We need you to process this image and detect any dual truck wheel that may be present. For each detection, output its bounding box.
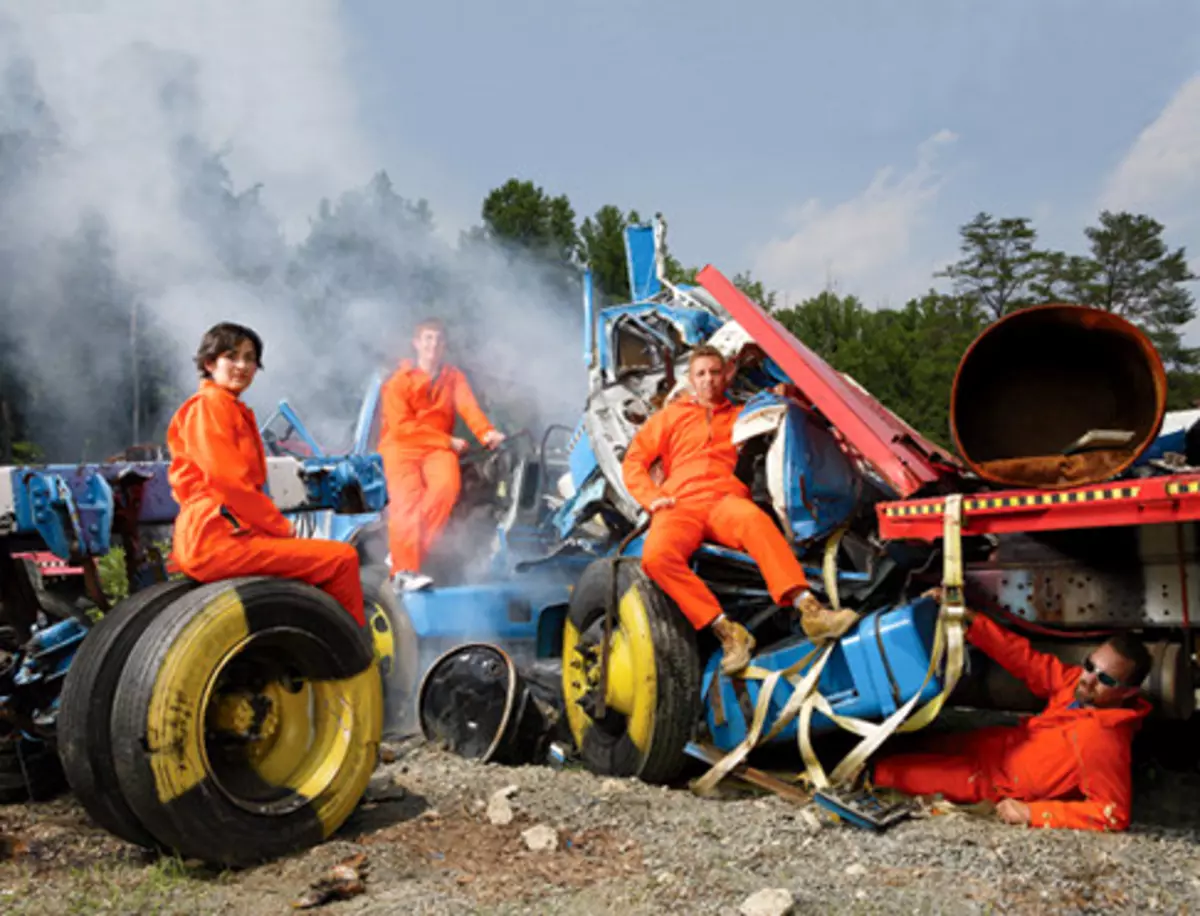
[561,559,703,784]
[57,575,399,868]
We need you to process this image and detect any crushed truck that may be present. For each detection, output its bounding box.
[0,217,1196,865]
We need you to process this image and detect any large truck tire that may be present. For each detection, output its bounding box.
[57,578,198,847]
[360,564,421,738]
[562,558,702,784]
[109,577,382,868]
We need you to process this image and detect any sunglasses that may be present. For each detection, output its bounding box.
[1082,656,1125,689]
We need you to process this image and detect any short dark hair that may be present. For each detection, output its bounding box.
[195,322,264,378]
[1106,633,1152,688]
[688,344,725,368]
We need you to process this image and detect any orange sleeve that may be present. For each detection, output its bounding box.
[621,410,669,510]
[967,615,1075,699]
[1026,728,1133,832]
[380,372,453,450]
[451,370,496,443]
[177,396,291,537]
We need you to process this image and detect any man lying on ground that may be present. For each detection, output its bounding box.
[872,591,1153,831]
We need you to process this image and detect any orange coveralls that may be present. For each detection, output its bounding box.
[167,380,365,626]
[378,360,496,575]
[621,394,809,629]
[873,615,1152,831]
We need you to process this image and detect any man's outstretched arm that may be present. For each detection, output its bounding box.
[966,613,1077,699]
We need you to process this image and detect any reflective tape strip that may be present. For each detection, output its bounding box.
[881,485,1144,517]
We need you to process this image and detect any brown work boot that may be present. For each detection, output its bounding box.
[794,590,859,643]
[711,616,756,675]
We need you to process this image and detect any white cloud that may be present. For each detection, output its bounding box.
[1099,74,1200,227]
[754,129,958,308]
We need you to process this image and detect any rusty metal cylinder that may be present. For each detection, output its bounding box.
[950,304,1168,489]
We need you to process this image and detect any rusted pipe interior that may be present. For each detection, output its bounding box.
[951,306,1166,489]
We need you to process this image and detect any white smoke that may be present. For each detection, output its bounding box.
[0,1,586,460]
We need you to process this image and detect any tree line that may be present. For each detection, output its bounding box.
[478,179,1198,448]
[0,159,1194,460]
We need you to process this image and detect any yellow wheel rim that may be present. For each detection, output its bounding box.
[562,580,659,756]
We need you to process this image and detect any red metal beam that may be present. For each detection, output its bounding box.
[876,475,1200,541]
[696,265,961,497]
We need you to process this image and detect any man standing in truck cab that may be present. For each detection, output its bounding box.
[621,344,858,675]
[872,593,1153,832]
[378,317,505,590]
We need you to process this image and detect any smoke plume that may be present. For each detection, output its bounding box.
[0,2,586,462]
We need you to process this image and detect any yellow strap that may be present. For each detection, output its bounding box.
[691,498,970,798]
[799,493,968,788]
[822,526,847,611]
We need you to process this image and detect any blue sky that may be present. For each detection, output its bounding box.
[340,0,1200,312]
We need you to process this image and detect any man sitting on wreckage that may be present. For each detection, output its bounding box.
[871,589,1153,832]
[621,344,858,675]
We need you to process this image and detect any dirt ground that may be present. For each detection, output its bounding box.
[1,725,1198,916]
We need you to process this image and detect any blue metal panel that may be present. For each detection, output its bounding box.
[583,268,596,367]
[701,597,943,752]
[567,418,597,491]
[402,581,573,673]
[740,391,860,544]
[351,373,385,456]
[624,224,662,302]
[594,303,725,375]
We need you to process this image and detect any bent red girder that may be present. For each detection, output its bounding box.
[696,265,962,497]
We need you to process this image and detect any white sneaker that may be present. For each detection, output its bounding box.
[391,570,434,592]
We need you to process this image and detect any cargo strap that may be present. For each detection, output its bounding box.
[691,498,968,798]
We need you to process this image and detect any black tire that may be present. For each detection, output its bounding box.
[561,558,702,783]
[360,564,420,739]
[110,576,382,868]
[57,578,199,847]
[0,734,65,803]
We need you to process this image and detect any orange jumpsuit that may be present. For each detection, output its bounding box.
[378,360,496,574]
[167,380,365,626]
[873,615,1152,831]
[621,394,809,630]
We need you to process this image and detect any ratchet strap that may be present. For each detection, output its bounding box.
[691,498,968,798]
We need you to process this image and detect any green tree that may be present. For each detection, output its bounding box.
[579,204,631,300]
[937,213,1043,319]
[732,271,778,310]
[479,178,580,264]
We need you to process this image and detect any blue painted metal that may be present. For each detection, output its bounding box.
[701,597,944,752]
[402,579,573,674]
[583,268,596,368]
[768,392,861,543]
[351,373,385,456]
[566,419,597,492]
[2,453,387,563]
[298,454,388,516]
[1136,408,1200,466]
[277,400,325,456]
[594,303,724,376]
[8,617,91,729]
[10,468,114,557]
[624,224,662,303]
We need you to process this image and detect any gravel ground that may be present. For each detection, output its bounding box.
[1,727,1198,916]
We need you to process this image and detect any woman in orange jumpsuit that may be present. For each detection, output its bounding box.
[377,318,504,589]
[873,602,1153,831]
[622,345,858,674]
[166,322,366,626]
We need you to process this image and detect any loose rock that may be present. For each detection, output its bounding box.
[520,824,558,852]
[739,887,795,916]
